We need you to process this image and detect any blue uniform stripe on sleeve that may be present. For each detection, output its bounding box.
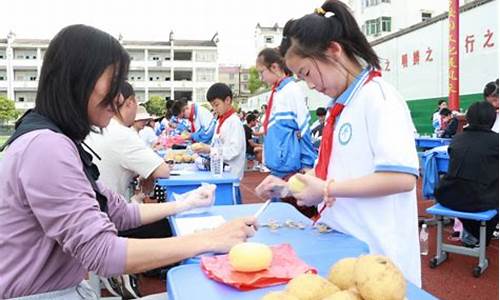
[375,165,419,176]
[299,114,311,135]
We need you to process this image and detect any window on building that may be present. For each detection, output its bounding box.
[365,0,389,7]
[19,97,24,102]
[229,73,235,80]
[0,76,4,80]
[365,17,391,35]
[195,88,207,102]
[242,74,248,81]
[195,51,216,62]
[365,19,379,35]
[381,17,392,32]
[0,54,4,59]
[196,68,214,82]
[30,76,37,81]
[265,36,274,43]
[174,51,192,61]
[175,70,193,81]
[421,12,432,21]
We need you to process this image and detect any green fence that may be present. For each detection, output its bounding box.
[309,93,484,134]
[407,93,482,134]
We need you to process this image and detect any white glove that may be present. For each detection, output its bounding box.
[175,183,216,214]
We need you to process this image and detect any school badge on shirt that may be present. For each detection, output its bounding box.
[338,123,352,145]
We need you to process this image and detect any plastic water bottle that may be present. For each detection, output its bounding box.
[420,224,429,255]
[210,135,223,176]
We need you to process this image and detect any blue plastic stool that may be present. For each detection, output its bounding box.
[426,203,498,277]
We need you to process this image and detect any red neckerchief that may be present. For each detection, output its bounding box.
[263,77,287,134]
[189,104,196,132]
[315,70,381,180]
[216,108,235,134]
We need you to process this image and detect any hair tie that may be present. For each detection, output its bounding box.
[314,7,326,16]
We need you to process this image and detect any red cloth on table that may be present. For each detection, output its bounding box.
[200,244,316,291]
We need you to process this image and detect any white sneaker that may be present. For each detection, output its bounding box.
[260,165,270,173]
[100,277,122,297]
[120,274,141,299]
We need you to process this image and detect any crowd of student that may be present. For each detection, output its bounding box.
[431,79,499,138]
[0,0,497,299]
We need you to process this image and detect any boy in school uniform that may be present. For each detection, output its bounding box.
[192,83,246,181]
[170,99,216,144]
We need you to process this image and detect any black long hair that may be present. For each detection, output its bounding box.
[171,99,188,117]
[466,101,497,129]
[35,24,130,141]
[257,48,293,76]
[483,79,499,99]
[280,0,380,70]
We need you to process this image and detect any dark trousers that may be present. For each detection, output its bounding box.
[460,216,499,246]
[119,218,172,239]
[119,218,174,277]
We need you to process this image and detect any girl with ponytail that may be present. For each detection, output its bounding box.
[255,47,317,218]
[257,0,421,287]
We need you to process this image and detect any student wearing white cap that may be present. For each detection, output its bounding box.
[134,106,158,147]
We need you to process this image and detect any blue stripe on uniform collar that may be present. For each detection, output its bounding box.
[275,76,294,91]
[333,67,371,106]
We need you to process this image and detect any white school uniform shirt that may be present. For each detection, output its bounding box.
[139,126,157,147]
[318,76,421,287]
[212,113,246,180]
[85,118,164,200]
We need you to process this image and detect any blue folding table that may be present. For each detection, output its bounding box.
[156,171,240,205]
[415,137,452,150]
[167,203,437,299]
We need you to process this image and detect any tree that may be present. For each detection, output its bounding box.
[0,96,19,124]
[248,67,266,94]
[143,95,166,117]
